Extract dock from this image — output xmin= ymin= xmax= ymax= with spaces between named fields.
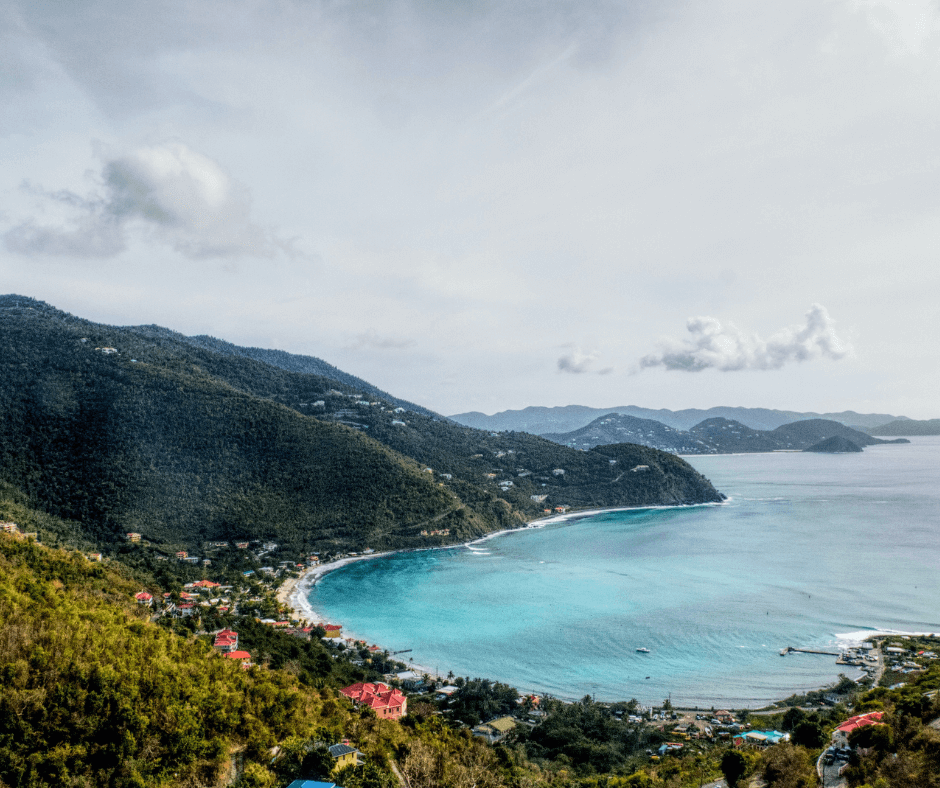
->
xmin=780 ymin=646 xmax=841 ymax=657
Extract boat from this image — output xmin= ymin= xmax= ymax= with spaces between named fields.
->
xmin=636 ymin=647 xmax=650 ymax=653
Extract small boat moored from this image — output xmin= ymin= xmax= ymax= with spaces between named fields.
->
xmin=636 ymin=647 xmax=650 ymax=653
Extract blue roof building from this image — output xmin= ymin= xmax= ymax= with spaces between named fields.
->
xmin=286 ymin=781 xmax=339 ymax=788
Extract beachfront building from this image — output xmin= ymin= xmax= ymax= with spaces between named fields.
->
xmin=340 ymin=682 xmax=408 ymax=720
xmin=324 ymin=624 xmax=342 ymax=638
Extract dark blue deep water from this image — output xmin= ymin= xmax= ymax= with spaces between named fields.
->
xmin=311 ymin=438 xmax=940 ymax=707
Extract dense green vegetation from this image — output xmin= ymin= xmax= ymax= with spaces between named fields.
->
xmin=0 ymin=296 xmax=722 ymax=553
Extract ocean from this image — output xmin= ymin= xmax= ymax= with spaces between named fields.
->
xmin=309 ymin=437 xmax=940 ymax=708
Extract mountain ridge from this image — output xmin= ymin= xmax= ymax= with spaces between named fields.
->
xmin=0 ymin=295 xmax=724 ymax=552
xmin=452 ymin=404 xmax=908 ymax=435
xmin=543 ymin=414 xmax=909 ymax=454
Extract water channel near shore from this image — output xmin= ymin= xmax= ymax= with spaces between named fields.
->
xmin=309 ymin=437 xmax=940 ymax=707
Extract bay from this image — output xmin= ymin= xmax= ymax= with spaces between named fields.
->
xmin=310 ymin=437 xmax=940 ymax=707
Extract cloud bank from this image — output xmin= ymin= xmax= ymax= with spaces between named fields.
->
xmin=4 ymin=142 xmax=282 ymax=259
xmin=638 ymin=304 xmax=851 ymax=373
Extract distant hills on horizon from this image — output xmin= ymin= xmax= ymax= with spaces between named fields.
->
xmin=450 ymin=404 xmax=913 ymax=435
xmin=540 ymin=414 xmax=908 ymax=455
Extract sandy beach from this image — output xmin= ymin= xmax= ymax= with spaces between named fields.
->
xmin=274 ymin=504 xmax=697 ymax=624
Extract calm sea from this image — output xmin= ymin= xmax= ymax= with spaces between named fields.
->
xmin=311 ymin=437 xmax=940 ymax=707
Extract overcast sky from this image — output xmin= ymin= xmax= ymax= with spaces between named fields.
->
xmin=3 ymin=0 xmax=939 ymax=418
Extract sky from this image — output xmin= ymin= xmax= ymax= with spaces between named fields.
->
xmin=2 ymin=0 xmax=939 ymax=419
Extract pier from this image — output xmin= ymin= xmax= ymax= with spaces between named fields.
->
xmin=780 ymin=646 xmax=841 ymax=657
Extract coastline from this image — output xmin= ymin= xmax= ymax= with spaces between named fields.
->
xmin=276 ymin=500 xmax=725 ymax=623
xmin=275 ymin=500 xmax=730 ymax=683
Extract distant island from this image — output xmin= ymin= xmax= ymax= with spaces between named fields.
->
xmin=538 ymin=414 xmax=910 ymax=455
xmin=869 ymin=418 xmax=940 ymax=436
xmin=803 ymin=435 xmax=864 ymax=453
xmin=451 ymin=404 xmax=909 ymax=434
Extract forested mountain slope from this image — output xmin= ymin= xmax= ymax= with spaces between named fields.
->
xmin=0 ymin=296 xmax=723 ymax=552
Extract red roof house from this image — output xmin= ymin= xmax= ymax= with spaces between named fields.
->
xmin=833 ymin=712 xmax=885 ymax=745
xmin=324 ymin=624 xmax=342 ymax=638
xmin=213 ymin=629 xmax=239 ymax=652
xmin=340 ymin=682 xmax=408 ymax=720
xmin=134 ymin=591 xmax=153 ymax=605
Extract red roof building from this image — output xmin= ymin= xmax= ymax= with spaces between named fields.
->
xmin=213 ymin=629 xmax=239 ymax=652
xmin=833 ymin=711 xmax=885 ymax=745
xmin=224 ymin=650 xmax=252 ymax=660
xmin=188 ymin=580 xmax=221 ymax=589
xmin=324 ymin=624 xmax=342 ymax=638
xmin=837 ymin=711 xmax=884 ymax=735
xmin=340 ymin=682 xmax=407 ymax=720
xmin=134 ymin=591 xmax=153 ymax=605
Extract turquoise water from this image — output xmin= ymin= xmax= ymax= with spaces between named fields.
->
xmin=311 ymin=437 xmax=940 ymax=707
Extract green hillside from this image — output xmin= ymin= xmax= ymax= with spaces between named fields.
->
xmin=0 ymin=296 xmax=723 ymax=552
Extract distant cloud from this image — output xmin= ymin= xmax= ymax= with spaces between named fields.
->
xmin=347 ymin=329 xmax=415 ymax=351
xmin=637 ymin=304 xmax=851 ymax=373
xmin=4 ymin=142 xmax=289 ymax=260
xmin=558 ymin=346 xmax=613 ymax=375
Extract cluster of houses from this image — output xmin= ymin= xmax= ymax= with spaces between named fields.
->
xmin=1 ymin=522 xmax=38 ymax=541
xmin=883 ymin=642 xmax=938 ymax=676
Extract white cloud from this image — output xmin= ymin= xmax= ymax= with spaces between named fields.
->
xmin=4 ymin=142 xmax=284 ymax=259
xmin=638 ymin=304 xmax=852 ymax=373
xmin=558 ymin=347 xmax=613 ymax=375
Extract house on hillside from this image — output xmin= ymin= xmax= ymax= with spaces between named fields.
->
xmin=126 ymin=532 xmax=141 ymax=542
xmin=324 ymin=624 xmax=342 ymax=638
xmin=832 ymin=712 xmax=885 ymax=747
xmin=134 ymin=591 xmax=153 ymax=606
xmin=213 ymin=629 xmax=239 ymax=652
xmin=340 ymin=682 xmax=407 ymax=720
xmin=328 ymin=743 xmax=362 ymax=772
xmin=473 ymin=716 xmax=516 ymax=743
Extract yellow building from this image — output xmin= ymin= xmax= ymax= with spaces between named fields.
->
xmin=328 ymin=743 xmax=362 ymax=772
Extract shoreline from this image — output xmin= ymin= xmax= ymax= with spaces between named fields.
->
xmin=278 ymin=499 xmax=726 ymax=624
xmin=273 ymin=502 xmax=918 ymax=706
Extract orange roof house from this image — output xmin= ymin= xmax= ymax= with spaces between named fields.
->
xmin=324 ymin=624 xmax=342 ymax=638
xmin=190 ymin=580 xmax=221 ymax=589
xmin=340 ymin=682 xmax=408 ymax=720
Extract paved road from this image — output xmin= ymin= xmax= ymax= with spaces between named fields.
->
xmin=817 ymin=753 xmax=847 ymax=788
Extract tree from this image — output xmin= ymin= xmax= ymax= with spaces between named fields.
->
xmin=792 ymin=720 xmax=826 ymax=749
xmin=721 ymin=750 xmax=748 ymax=788
xmin=782 ymin=707 xmax=806 ymax=732
xmin=761 ymin=743 xmax=814 ymax=788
